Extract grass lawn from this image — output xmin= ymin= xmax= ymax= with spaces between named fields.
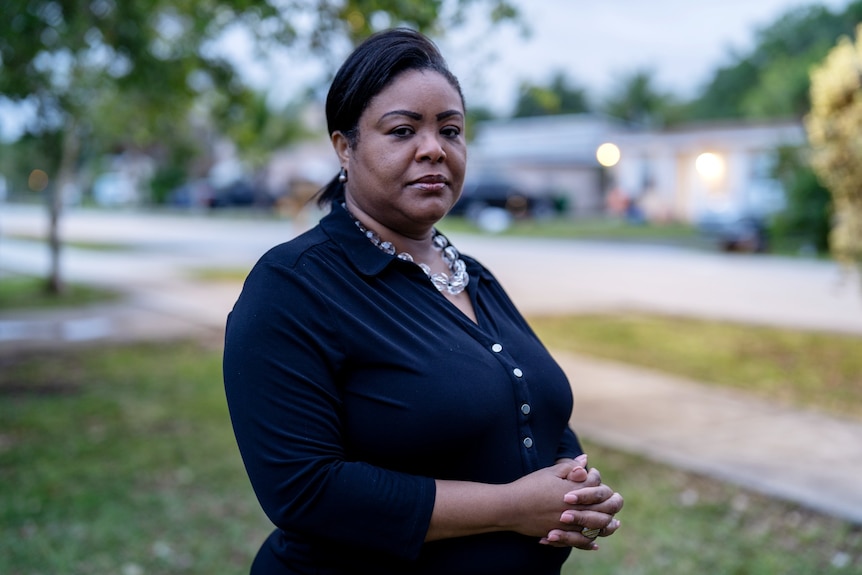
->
xmin=1 ymin=339 xmax=861 ymax=574
xmin=3 ymin=233 xmax=135 ymax=252
xmin=438 ymin=215 xmax=706 ymax=247
xmin=530 ymin=312 xmax=862 ymax=419
xmin=0 ymin=340 xmax=269 ymax=574
xmin=0 ymin=275 xmax=122 ymax=311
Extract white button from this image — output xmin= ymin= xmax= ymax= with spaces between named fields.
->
xmin=513 ymin=368 xmax=523 ymax=378
xmin=523 ymin=437 xmax=533 ymax=448
xmin=491 ymin=343 xmax=503 ymax=353
xmin=521 ymin=404 xmax=531 ymax=415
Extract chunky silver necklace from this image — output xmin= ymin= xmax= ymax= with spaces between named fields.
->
xmin=344 ymin=204 xmax=469 ymax=295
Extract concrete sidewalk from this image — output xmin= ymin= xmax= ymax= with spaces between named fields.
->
xmin=2 ymin=291 xmax=861 ymax=525
xmin=557 ymin=353 xmax=862 ymax=525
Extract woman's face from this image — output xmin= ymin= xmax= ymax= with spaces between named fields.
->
xmin=334 ymin=69 xmax=467 ymax=237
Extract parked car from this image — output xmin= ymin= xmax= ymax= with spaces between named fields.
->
xmin=208 ymin=179 xmax=265 ymax=208
xmin=449 ymin=179 xmax=556 ymax=221
xmin=168 ymin=178 xmax=272 ymax=210
xmin=92 ymin=171 xmax=139 ymax=206
xmin=695 ymin=209 xmax=769 ymax=253
xmin=168 ymin=179 xmax=215 ymax=208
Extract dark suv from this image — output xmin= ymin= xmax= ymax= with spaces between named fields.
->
xmin=449 ymin=180 xmax=555 ymax=219
xmin=696 ymin=209 xmax=769 ymax=253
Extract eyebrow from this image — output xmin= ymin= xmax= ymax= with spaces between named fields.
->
xmin=378 ymin=109 xmax=464 ymax=123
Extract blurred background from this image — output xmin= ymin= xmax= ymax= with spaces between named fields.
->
xmin=1 ymin=0 xmax=860 ymax=261
xmin=2 ymin=1 xmax=862 ymax=574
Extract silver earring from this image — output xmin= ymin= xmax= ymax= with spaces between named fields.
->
xmin=338 ymin=168 xmax=347 ymax=183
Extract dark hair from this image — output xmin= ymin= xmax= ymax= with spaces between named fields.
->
xmin=316 ymin=27 xmax=464 ymax=207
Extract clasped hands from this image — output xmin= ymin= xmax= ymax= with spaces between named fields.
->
xmin=514 ymin=453 xmax=624 ymax=551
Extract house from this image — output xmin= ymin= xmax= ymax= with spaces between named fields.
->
xmin=469 ymin=114 xmax=806 ymax=222
xmin=608 ymin=119 xmax=805 ymax=223
xmin=469 ymin=114 xmax=622 ymax=215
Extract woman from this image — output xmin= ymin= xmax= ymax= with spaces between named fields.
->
xmin=223 ymin=28 xmax=623 ymax=575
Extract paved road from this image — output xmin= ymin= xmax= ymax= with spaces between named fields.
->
xmin=2 ymin=205 xmax=862 ymax=525
xmin=2 ymin=204 xmax=861 ymax=334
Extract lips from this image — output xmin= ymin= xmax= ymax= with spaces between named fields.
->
xmin=411 ymin=175 xmax=449 ymax=185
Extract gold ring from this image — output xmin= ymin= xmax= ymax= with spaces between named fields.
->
xmin=581 ymin=527 xmax=601 ymax=540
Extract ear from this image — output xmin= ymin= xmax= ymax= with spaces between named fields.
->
xmin=331 ymin=131 xmax=351 ymax=170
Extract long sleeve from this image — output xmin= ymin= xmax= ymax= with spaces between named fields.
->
xmin=555 ymin=427 xmax=584 ymax=462
xmin=223 ymin=257 xmax=435 ymax=561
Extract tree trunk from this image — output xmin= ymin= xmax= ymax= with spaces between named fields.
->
xmin=46 ymin=120 xmax=81 ymax=295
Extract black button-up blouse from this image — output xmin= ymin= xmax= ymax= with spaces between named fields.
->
xmin=223 ymin=203 xmax=583 ymax=575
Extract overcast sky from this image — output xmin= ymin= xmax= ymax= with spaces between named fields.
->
xmin=0 ymin=0 xmax=854 ymax=141
xmin=439 ymin=0 xmax=854 ymax=113
xmin=225 ymin=0 xmax=855 ymax=113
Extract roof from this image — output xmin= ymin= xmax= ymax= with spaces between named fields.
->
xmin=470 ymin=114 xmax=625 ymax=166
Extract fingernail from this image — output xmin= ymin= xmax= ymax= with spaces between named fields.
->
xmin=564 ymin=494 xmax=578 ymax=504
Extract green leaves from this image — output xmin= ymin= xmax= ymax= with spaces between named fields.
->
xmin=0 ymin=0 xmax=520 ymax=185
xmin=691 ymin=2 xmax=862 ymax=122
xmin=513 ymin=71 xmax=590 ymax=118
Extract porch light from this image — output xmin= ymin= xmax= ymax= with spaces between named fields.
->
xmin=596 ymin=142 xmax=621 ymax=167
xmin=695 ymin=152 xmax=725 ymax=183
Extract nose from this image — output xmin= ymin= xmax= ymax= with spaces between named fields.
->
xmin=415 ymin=132 xmax=446 ymax=163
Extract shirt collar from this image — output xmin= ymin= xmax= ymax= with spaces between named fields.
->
xmin=320 ymin=202 xmax=394 ymax=277
xmin=319 ymin=202 xmax=493 ymax=283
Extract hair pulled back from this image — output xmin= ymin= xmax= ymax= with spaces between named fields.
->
xmin=316 ymin=27 xmax=464 ymax=207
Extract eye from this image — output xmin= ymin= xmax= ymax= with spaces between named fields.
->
xmin=390 ymin=126 xmax=415 ymax=137
xmin=441 ymin=126 xmax=461 ymax=138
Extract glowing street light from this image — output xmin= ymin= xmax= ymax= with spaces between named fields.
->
xmin=596 ymin=142 xmax=621 ymax=167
